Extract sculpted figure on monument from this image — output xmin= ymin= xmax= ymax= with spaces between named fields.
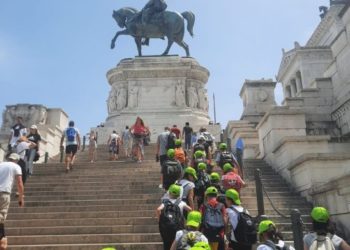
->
xmin=198 ymin=88 xmax=209 ymax=111
xmin=128 ymin=86 xmax=139 ymax=108
xmin=187 ymin=85 xmax=199 ymax=109
xmin=175 ymin=82 xmax=186 ymax=107
xmin=110 ymin=1 xmax=195 ymax=57
xmin=116 ymin=87 xmax=127 ymax=110
xmin=107 ymin=88 xmax=118 ymax=113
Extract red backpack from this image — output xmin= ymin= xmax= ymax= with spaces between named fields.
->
xmin=222 ymin=172 xmax=243 ymax=192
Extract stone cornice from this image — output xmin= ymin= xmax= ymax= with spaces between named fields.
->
xmin=272 ymin=135 xmax=330 ymax=154
xmin=256 ymin=107 xmax=305 ymax=130
xmin=287 ymin=152 xmax=349 ymax=171
xmin=107 ymin=56 xmax=209 ymax=85
xmin=239 ymin=79 xmax=276 ymax=97
xmin=306 ymin=4 xmax=345 ymax=47
xmin=277 ymin=47 xmax=331 ymax=81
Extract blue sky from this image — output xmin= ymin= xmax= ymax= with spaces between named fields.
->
xmin=0 ymin=0 xmax=329 ymax=135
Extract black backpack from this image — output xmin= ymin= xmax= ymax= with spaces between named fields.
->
xmin=193 ymin=143 xmax=205 ymax=155
xmin=159 ymin=199 xmax=184 ymax=232
xmin=230 ymin=206 xmax=257 ymax=245
xmin=194 ymin=172 xmax=211 ymax=196
xmin=219 ymin=151 xmax=234 ymax=168
xmin=164 ymin=160 xmax=182 ymax=179
xmin=166 ymin=132 xmax=176 ymax=150
xmin=202 ymin=203 xmax=225 ymax=239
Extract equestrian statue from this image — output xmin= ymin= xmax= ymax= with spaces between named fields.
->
xmin=110 ymin=0 xmax=195 ymax=57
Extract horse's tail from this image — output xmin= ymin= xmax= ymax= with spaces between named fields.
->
xmin=181 ymin=11 xmax=195 ymax=37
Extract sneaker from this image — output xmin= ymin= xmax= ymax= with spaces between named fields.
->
xmin=137 ymin=160 xmax=142 ymax=164
xmin=158 ymin=184 xmax=163 ymax=189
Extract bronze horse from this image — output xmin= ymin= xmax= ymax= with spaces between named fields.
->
xmin=111 ymin=7 xmax=195 ymax=57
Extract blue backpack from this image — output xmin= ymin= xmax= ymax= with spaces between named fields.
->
xmin=66 ymin=128 xmax=76 ymax=142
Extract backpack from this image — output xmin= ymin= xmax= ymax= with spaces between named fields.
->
xmin=202 ymin=203 xmax=225 ymax=239
xmin=219 ymin=151 xmax=234 ymax=168
xmin=174 ymin=148 xmax=186 ymax=163
xmin=13 ymin=124 xmax=25 ymax=137
xmin=110 ymin=137 xmax=117 ymax=146
xmin=177 ymin=230 xmax=204 ymax=250
xmin=166 ymin=132 xmax=176 ymax=150
xmin=201 ymin=132 xmax=214 ymax=146
xmin=222 ymin=172 xmax=242 ymax=191
xmin=193 ymin=144 xmax=205 ymax=155
xmin=309 ymin=234 xmax=335 ymax=250
xmin=263 ymin=240 xmax=291 ymax=250
xmin=66 ymin=128 xmax=76 ymax=142
xmin=230 ymin=206 xmax=257 ymax=245
xmin=194 ymin=172 xmax=211 ymax=196
xmin=164 ymin=160 xmax=182 ymax=180
xmin=159 ymin=199 xmax=184 ymax=233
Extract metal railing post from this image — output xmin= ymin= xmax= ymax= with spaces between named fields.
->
xmin=60 ymin=148 xmax=64 ymax=163
xmin=44 ymin=152 xmax=49 ymax=163
xmin=254 ymin=168 xmax=265 ymax=216
xmin=82 ymin=136 xmax=86 ymax=151
xmin=291 ymin=209 xmax=304 ymax=250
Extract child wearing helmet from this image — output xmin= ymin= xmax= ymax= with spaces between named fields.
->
xmin=192 ymin=135 xmax=212 ymax=165
xmin=210 ymin=172 xmax=225 ymax=205
xmin=199 ymin=186 xmax=227 ymax=250
xmin=225 ymin=189 xmax=256 ymax=250
xmin=215 ymin=143 xmax=241 ymax=176
xmin=157 ymin=184 xmax=192 ymax=250
xmin=192 ymin=150 xmax=207 ymax=172
xmin=221 ymin=163 xmax=246 ymax=194
xmin=174 ymin=139 xmax=187 ymax=167
xmin=161 ymin=149 xmax=183 ymax=190
xmin=178 ymin=167 xmax=197 ymax=212
xmin=170 ymin=211 xmax=208 ymax=250
xmin=303 ymin=207 xmax=350 ymax=250
xmin=194 ymin=162 xmax=211 ymax=209
xmin=257 ymin=220 xmax=293 ymax=250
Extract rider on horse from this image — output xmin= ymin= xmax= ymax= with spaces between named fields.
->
xmin=142 ymin=0 xmax=167 ymax=24
xmin=141 ymin=0 xmax=167 ymax=45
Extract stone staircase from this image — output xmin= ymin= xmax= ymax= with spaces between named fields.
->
xmin=6 ymin=144 xmax=312 ymax=249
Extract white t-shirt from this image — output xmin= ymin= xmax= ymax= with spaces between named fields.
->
xmin=226 ymin=205 xmax=245 ymax=242
xmin=0 ymin=161 xmax=22 ymax=193
xmin=109 ymin=133 xmax=120 ymax=144
xmin=174 ymin=230 xmax=208 ymax=243
xmin=178 ymin=179 xmax=195 ymax=201
xmin=9 ymin=127 xmax=27 ymax=147
xmin=16 ymin=141 xmax=31 ymax=160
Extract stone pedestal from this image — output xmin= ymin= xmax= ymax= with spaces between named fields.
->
xmin=240 ymin=79 xmax=277 ymax=124
xmin=98 ymin=56 xmax=211 ymax=142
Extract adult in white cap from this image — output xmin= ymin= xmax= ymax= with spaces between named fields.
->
xmin=0 ymin=153 xmax=24 ymax=249
xmin=26 ymin=125 xmax=42 ymax=175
